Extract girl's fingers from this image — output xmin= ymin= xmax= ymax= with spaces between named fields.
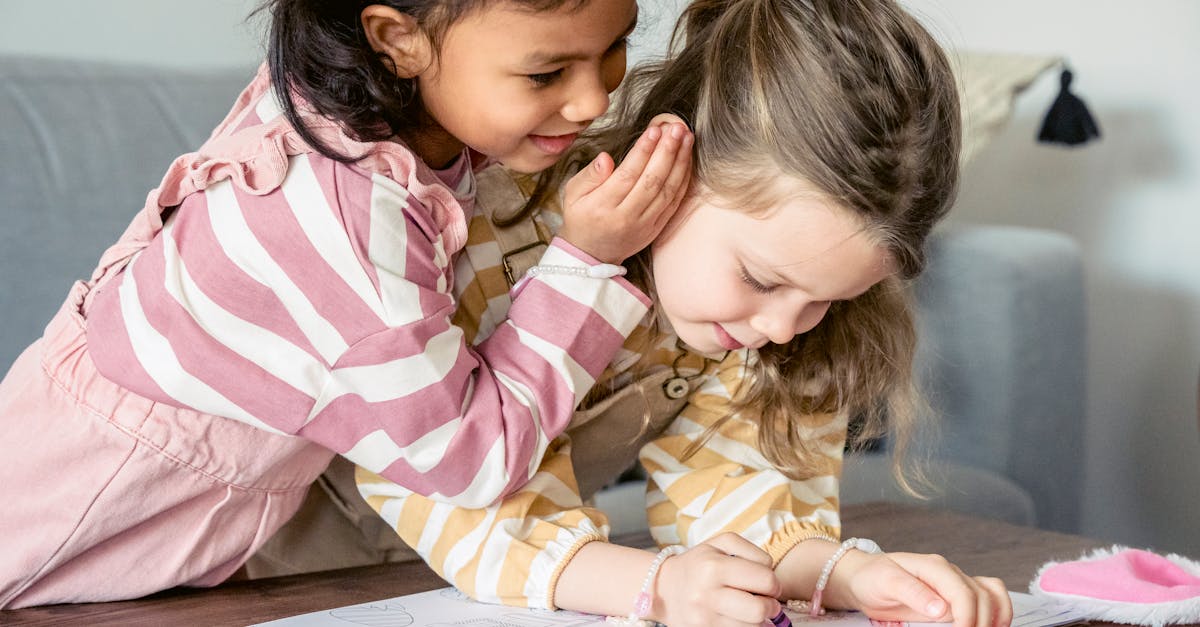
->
xmin=977 ymin=577 xmax=1012 ymax=627
xmin=946 ymin=571 xmax=983 ymax=627
xmin=708 ymin=586 xmax=780 ymax=626
xmin=702 ymin=532 xmax=774 ymax=567
xmin=620 ymin=123 xmax=688 ymax=210
xmin=866 ymin=554 xmax=1010 ymax=627
xmin=597 ymin=122 xmax=688 ymax=211
xmin=563 ymin=151 xmax=614 ymax=202
xmin=592 ymin=124 xmax=664 ymax=202
xmin=886 ymin=569 xmax=950 ymax=620
xmin=651 ymin=132 xmax=693 ymax=214
xmin=647 ymin=112 xmax=692 ymax=205
xmin=964 ymin=577 xmax=992 ymax=627
xmin=911 ymin=558 xmax=980 ymax=627
xmin=882 ymin=554 xmax=967 ymax=622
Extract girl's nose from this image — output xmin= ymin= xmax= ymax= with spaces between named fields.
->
xmin=748 ymin=317 xmax=796 ymax=345
xmin=750 ymin=301 xmax=832 ymax=346
xmin=561 ymin=72 xmax=612 ymax=123
xmin=750 ymin=311 xmax=800 ymax=346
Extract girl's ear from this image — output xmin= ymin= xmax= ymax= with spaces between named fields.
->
xmin=361 ymin=5 xmax=432 ymax=78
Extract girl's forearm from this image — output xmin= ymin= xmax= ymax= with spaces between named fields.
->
xmin=552 ymin=541 xmax=657 ymax=618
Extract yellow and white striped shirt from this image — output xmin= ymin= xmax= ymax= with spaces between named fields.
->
xmin=356 ymin=167 xmax=845 ymax=609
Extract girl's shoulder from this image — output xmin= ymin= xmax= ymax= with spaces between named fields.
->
xmin=187 ymin=66 xmax=475 ymax=253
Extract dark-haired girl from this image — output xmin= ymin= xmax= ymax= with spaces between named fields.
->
xmin=0 ymin=0 xmax=691 ymax=608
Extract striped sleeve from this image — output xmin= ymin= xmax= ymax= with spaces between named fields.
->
xmin=639 ymin=350 xmax=846 ymax=564
xmin=83 ymin=152 xmax=651 ymax=508
xmin=357 ymin=435 xmax=608 ymax=609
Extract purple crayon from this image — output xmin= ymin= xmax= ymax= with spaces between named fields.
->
xmin=770 ymin=609 xmax=793 ymax=627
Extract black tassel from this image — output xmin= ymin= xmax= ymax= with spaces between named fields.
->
xmin=1038 ymin=67 xmax=1101 ymax=146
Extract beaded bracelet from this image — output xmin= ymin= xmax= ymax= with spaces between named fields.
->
xmin=606 ymin=545 xmax=686 ymax=626
xmin=810 ymin=537 xmax=882 ymax=617
xmin=526 ymin=262 xmax=627 ymax=279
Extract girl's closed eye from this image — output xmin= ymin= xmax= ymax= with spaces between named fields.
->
xmin=526 ymin=69 xmax=563 ymax=87
xmin=739 ymin=264 xmax=776 ymax=295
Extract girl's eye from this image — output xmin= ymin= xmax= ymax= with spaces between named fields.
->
xmin=739 ymin=265 xmax=775 ymax=295
xmin=527 ymin=69 xmax=563 ymax=87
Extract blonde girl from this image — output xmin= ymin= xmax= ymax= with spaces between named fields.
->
xmin=354 ymin=0 xmax=1013 ymax=625
xmin=0 ymin=0 xmax=694 ymax=608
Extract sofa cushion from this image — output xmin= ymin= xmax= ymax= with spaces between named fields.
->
xmin=0 ymin=56 xmax=253 ymax=369
xmin=840 ymin=452 xmax=1036 ymax=527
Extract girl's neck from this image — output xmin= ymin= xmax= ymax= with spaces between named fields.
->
xmin=403 ymin=118 xmax=467 ymax=170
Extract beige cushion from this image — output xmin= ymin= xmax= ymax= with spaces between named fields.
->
xmin=953 ymin=51 xmax=1060 ymax=163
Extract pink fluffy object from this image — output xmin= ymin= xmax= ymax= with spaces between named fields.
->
xmin=1030 ymin=545 xmax=1200 ymax=626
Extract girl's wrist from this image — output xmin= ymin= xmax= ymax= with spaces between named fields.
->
xmin=648 ymin=550 xmax=682 ymax=624
xmin=604 ymin=545 xmax=685 ymax=626
xmin=774 ymin=537 xmax=881 ymax=612
xmin=821 ymin=547 xmax=876 ymax=610
xmin=775 ymin=537 xmax=841 ymax=600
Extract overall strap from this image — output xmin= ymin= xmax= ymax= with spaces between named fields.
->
xmin=472 ymin=166 xmax=548 ymax=286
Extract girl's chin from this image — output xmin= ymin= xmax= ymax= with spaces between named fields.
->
xmin=673 ymin=328 xmax=722 ymax=355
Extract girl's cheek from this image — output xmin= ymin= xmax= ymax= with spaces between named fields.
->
xmin=797 ymin=304 xmax=833 ymax=335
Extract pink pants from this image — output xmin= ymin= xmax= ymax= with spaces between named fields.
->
xmin=0 ymin=281 xmax=334 ymax=609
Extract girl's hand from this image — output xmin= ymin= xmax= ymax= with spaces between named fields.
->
xmin=653 ymin=532 xmax=783 ymax=627
xmin=558 ymin=113 xmax=693 ymax=265
xmin=829 ymin=551 xmax=1013 ymax=627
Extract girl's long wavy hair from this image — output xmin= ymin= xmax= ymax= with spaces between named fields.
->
xmin=254 ymin=0 xmax=588 ymax=163
xmin=545 ymin=0 xmax=961 ymax=488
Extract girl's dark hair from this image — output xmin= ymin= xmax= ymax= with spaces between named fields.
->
xmin=255 ymin=0 xmax=585 ymax=163
xmin=552 ymin=0 xmax=961 ymax=487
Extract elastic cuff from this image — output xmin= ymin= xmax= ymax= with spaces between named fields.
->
xmin=543 ymin=533 xmax=608 ymax=610
xmin=763 ymin=522 xmax=841 ymax=567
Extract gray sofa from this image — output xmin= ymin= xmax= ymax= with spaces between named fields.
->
xmin=0 ymin=56 xmax=1086 ymax=536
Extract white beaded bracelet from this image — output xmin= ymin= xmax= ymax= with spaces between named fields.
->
xmin=606 ymin=545 xmax=686 ymax=626
xmin=810 ymin=537 xmax=882 ymax=617
xmin=526 ymin=263 xmax=627 ymax=279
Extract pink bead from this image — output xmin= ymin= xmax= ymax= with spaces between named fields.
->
xmin=810 ymin=589 xmax=825 ymax=618
xmin=633 ymin=592 xmax=652 ymax=617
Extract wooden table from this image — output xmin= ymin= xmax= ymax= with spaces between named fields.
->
xmin=0 ymin=503 xmax=1136 ymax=626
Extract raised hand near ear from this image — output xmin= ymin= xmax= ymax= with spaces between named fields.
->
xmin=558 ymin=113 xmax=693 ymax=265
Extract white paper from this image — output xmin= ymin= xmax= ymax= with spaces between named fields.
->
xmin=253 ymin=587 xmax=607 ymax=626
xmin=253 ymin=588 xmax=1087 ymax=627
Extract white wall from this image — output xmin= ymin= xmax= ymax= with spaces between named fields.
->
xmin=0 ymin=0 xmax=262 ymax=69
xmin=4 ymin=0 xmax=1197 ymax=554
xmin=0 ymin=0 xmax=676 ymax=69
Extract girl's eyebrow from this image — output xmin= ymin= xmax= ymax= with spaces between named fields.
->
xmin=521 ymin=12 xmax=638 ymax=66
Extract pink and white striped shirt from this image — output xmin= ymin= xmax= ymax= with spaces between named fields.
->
xmin=84 ymin=71 xmax=651 ymax=509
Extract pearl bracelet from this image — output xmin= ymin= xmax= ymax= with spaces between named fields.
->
xmin=606 ymin=545 xmax=686 ymax=626
xmin=526 ymin=263 xmax=627 ymax=279
xmin=810 ymin=537 xmax=882 ymax=617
